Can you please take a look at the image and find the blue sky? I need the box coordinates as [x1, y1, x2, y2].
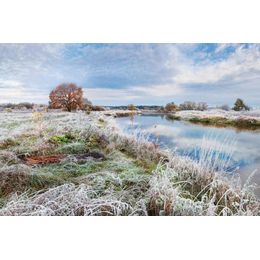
[0, 43, 260, 106]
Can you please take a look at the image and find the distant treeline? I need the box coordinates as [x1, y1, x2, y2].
[0, 103, 42, 110]
[106, 105, 164, 110]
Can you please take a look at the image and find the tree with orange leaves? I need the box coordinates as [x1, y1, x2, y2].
[49, 83, 84, 112]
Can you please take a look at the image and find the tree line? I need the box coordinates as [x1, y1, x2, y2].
[48, 83, 210, 112]
[162, 98, 250, 112]
[0, 82, 252, 113]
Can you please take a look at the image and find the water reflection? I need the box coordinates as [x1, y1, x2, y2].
[115, 114, 260, 192]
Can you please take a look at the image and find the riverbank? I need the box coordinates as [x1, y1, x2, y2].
[173, 109, 260, 130]
[102, 109, 142, 117]
[0, 111, 259, 215]
[102, 109, 260, 130]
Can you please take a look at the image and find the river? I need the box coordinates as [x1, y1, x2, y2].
[115, 114, 260, 194]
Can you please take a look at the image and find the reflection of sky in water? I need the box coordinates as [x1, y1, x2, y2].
[115, 115, 260, 188]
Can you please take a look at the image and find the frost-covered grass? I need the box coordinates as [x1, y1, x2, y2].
[174, 109, 260, 129]
[0, 111, 259, 215]
[102, 109, 141, 117]
[176, 109, 260, 120]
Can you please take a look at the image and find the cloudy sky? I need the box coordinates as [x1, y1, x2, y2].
[0, 43, 260, 106]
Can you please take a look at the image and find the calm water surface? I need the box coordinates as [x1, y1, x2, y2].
[115, 114, 260, 193]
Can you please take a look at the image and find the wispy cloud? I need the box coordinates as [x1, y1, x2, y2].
[0, 43, 259, 106]
[86, 83, 182, 103]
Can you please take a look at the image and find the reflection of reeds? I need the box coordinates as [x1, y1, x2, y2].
[193, 134, 237, 173]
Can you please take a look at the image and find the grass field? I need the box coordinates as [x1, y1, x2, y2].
[0, 111, 259, 215]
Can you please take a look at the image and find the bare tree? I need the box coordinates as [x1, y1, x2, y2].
[197, 102, 208, 111]
[49, 83, 84, 112]
[179, 101, 208, 111]
[179, 101, 196, 110]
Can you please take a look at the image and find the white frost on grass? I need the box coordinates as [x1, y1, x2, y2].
[176, 109, 260, 121]
[0, 183, 133, 216]
[0, 111, 259, 216]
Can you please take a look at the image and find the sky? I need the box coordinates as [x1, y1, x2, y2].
[0, 43, 260, 107]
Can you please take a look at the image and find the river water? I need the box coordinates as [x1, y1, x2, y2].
[115, 114, 260, 193]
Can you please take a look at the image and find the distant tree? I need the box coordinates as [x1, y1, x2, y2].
[82, 98, 93, 111]
[179, 101, 196, 110]
[5, 103, 15, 109]
[17, 102, 34, 109]
[164, 102, 178, 112]
[49, 83, 84, 112]
[127, 104, 137, 111]
[196, 102, 208, 111]
[91, 105, 105, 111]
[179, 101, 208, 111]
[233, 98, 250, 111]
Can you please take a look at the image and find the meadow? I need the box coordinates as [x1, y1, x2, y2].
[0, 111, 259, 215]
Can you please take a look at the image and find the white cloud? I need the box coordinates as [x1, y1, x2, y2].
[86, 83, 183, 104]
[0, 43, 260, 105]
[132, 84, 182, 97]
[0, 79, 25, 88]
[85, 87, 139, 102]
[174, 44, 260, 85]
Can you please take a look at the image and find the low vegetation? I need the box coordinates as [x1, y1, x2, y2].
[0, 111, 259, 215]
[174, 109, 260, 130]
[188, 117, 260, 129]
